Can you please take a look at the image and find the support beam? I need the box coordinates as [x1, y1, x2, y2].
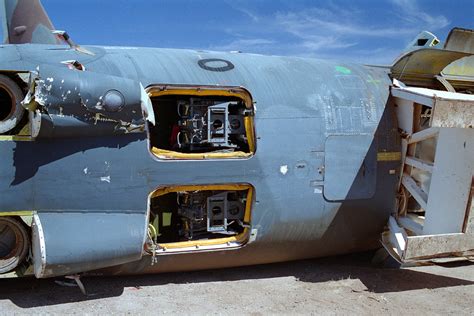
[405, 156, 434, 173]
[402, 174, 428, 209]
[391, 88, 434, 107]
[388, 216, 407, 256]
[408, 127, 439, 144]
[398, 214, 424, 235]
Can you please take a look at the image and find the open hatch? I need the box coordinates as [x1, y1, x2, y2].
[146, 184, 254, 254]
[146, 85, 256, 160]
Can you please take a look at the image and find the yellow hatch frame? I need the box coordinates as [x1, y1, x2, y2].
[147, 85, 256, 160]
[149, 183, 254, 250]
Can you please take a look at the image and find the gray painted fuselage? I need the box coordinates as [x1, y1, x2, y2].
[0, 44, 400, 276]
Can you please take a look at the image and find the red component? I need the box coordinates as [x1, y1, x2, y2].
[169, 124, 180, 147]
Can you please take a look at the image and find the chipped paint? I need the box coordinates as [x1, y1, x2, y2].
[280, 165, 288, 175]
[100, 176, 111, 183]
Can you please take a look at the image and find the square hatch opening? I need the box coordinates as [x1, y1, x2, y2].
[146, 85, 256, 160]
[146, 183, 254, 253]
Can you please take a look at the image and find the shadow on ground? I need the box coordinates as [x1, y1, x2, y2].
[1, 251, 473, 309]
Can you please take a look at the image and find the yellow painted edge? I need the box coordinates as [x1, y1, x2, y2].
[159, 231, 247, 249]
[0, 135, 34, 142]
[151, 147, 252, 160]
[151, 183, 251, 199]
[153, 184, 254, 249]
[18, 123, 31, 136]
[244, 116, 256, 153]
[377, 152, 402, 161]
[159, 227, 250, 249]
[0, 211, 34, 217]
[244, 186, 253, 223]
[147, 87, 253, 110]
[147, 86, 256, 160]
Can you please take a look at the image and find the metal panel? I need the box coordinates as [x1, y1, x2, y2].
[444, 28, 474, 54]
[324, 134, 376, 201]
[423, 128, 474, 234]
[431, 99, 474, 128]
[32, 211, 147, 278]
[393, 85, 474, 103]
[393, 97, 415, 134]
[391, 88, 434, 107]
[391, 49, 470, 80]
[404, 233, 474, 260]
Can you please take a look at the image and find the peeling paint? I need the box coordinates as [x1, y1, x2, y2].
[100, 176, 111, 183]
[314, 187, 323, 194]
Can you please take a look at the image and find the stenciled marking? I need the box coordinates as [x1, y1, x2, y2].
[198, 58, 235, 72]
[335, 66, 351, 75]
[377, 152, 402, 162]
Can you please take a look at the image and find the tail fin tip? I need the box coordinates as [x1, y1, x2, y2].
[1, 0, 59, 44]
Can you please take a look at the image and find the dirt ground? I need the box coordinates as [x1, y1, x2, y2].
[0, 252, 473, 315]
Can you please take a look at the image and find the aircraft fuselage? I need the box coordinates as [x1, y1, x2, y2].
[0, 44, 400, 277]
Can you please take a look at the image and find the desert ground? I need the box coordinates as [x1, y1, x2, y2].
[0, 251, 473, 315]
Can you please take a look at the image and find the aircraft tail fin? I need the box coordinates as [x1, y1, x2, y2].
[444, 27, 474, 54]
[1, 0, 60, 44]
[391, 27, 474, 92]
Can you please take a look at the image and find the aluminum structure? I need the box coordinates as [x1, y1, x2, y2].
[0, 1, 473, 280]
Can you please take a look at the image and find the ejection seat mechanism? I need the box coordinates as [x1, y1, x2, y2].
[175, 191, 246, 240]
[176, 99, 247, 152]
[206, 192, 245, 233]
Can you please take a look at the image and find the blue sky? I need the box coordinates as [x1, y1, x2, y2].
[21, 0, 474, 64]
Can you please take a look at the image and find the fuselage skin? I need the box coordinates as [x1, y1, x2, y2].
[0, 44, 400, 276]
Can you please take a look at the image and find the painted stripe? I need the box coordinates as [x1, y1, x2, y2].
[0, 211, 34, 216]
[377, 152, 402, 161]
[0, 135, 34, 142]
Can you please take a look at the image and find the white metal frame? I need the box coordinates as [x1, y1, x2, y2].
[382, 81, 474, 262]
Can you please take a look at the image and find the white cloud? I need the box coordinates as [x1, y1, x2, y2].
[390, 0, 450, 30]
[209, 0, 452, 63]
[275, 9, 413, 39]
[236, 7, 260, 22]
[300, 35, 358, 51]
[210, 38, 275, 52]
